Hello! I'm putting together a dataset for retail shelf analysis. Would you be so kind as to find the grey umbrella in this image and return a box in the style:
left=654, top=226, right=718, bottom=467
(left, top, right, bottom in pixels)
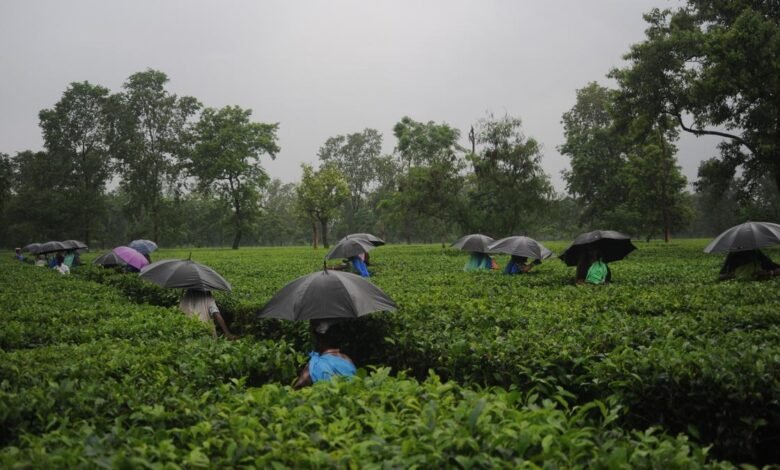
left=339, top=233, right=386, bottom=246
left=559, top=230, right=637, bottom=266
left=36, top=241, right=68, bottom=254
left=325, top=238, right=376, bottom=260
left=139, top=259, right=232, bottom=292
left=129, top=239, right=158, bottom=255
left=62, top=240, right=88, bottom=251
left=488, top=236, right=553, bottom=260
left=704, top=221, right=780, bottom=253
left=451, top=234, right=495, bottom=253
left=257, top=270, right=397, bottom=321
left=93, top=251, right=127, bottom=268
left=23, top=243, right=41, bottom=253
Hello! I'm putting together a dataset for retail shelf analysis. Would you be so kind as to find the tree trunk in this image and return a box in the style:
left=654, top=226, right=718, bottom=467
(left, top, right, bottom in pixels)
left=312, top=222, right=318, bottom=249
left=320, top=218, right=329, bottom=248
left=232, top=226, right=242, bottom=250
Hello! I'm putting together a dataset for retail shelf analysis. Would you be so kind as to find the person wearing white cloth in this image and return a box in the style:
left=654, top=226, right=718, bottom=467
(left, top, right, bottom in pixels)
left=179, top=289, right=238, bottom=339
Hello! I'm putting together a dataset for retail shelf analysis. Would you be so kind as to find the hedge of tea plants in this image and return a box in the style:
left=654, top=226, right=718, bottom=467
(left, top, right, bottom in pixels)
left=2, top=240, right=777, bottom=466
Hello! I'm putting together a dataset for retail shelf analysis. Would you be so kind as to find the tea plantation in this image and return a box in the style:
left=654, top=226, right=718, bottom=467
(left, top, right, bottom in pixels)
left=2, top=240, right=779, bottom=468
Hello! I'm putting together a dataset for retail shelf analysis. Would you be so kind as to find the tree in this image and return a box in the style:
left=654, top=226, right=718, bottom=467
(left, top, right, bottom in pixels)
left=114, top=69, right=201, bottom=242
left=190, top=105, right=279, bottom=249
left=389, top=117, right=465, bottom=243
left=38, top=81, right=114, bottom=245
left=256, top=179, right=302, bottom=246
left=624, top=127, right=691, bottom=241
left=611, top=1, right=780, bottom=194
left=318, top=129, right=383, bottom=232
left=466, top=113, right=552, bottom=236
left=5, top=150, right=71, bottom=245
left=559, top=82, right=630, bottom=227
left=295, top=164, right=349, bottom=249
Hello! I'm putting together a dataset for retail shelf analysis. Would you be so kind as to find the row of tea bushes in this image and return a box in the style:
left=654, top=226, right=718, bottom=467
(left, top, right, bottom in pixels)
left=0, top=257, right=730, bottom=467
left=139, top=242, right=780, bottom=464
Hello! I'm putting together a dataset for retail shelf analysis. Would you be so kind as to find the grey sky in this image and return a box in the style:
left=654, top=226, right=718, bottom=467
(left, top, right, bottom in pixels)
left=0, top=0, right=717, bottom=191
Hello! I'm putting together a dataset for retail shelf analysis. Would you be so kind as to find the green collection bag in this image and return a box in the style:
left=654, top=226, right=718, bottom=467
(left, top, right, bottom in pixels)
left=586, top=260, right=609, bottom=284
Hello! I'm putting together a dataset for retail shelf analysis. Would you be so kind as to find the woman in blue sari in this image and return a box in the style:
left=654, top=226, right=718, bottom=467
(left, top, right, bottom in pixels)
left=294, top=319, right=356, bottom=389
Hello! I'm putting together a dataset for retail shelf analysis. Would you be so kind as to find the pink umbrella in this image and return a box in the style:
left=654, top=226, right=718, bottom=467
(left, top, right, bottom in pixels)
left=112, top=246, right=149, bottom=270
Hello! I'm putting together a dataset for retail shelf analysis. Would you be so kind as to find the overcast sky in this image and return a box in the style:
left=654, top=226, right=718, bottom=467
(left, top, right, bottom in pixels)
left=0, top=0, right=718, bottom=191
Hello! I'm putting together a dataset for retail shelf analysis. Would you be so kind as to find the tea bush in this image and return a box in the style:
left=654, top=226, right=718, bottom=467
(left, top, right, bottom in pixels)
left=3, top=241, right=778, bottom=466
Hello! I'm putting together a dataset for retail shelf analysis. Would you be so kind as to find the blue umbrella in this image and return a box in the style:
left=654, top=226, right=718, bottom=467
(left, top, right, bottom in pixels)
left=129, top=239, right=158, bottom=255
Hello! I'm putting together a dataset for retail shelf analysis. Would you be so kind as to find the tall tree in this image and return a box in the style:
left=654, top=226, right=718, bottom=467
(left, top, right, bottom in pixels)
left=0, top=153, right=13, bottom=246
left=317, top=128, right=383, bottom=231
left=624, top=126, right=691, bottom=241
left=295, top=164, right=349, bottom=248
left=467, top=113, right=552, bottom=236
left=38, top=81, right=114, bottom=245
left=115, top=69, right=201, bottom=242
left=389, top=117, right=464, bottom=243
left=190, top=105, right=279, bottom=249
left=611, top=1, right=780, bottom=193
left=256, top=179, right=302, bottom=246
left=560, top=82, right=630, bottom=227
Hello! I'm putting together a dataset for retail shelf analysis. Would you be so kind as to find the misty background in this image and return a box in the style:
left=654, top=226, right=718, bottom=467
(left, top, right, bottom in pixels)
left=0, top=0, right=712, bottom=190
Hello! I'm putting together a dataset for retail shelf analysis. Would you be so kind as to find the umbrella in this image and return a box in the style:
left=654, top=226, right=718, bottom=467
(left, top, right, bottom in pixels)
left=129, top=239, right=158, bottom=255
left=23, top=243, right=41, bottom=253
left=488, top=236, right=553, bottom=260
left=257, top=270, right=397, bottom=321
left=113, top=246, right=150, bottom=271
left=93, top=251, right=127, bottom=268
left=36, top=241, right=68, bottom=254
left=451, top=234, right=495, bottom=253
left=704, top=221, right=780, bottom=254
left=339, top=233, right=386, bottom=247
left=325, top=238, right=377, bottom=261
left=62, top=240, right=88, bottom=251
left=559, top=230, right=637, bottom=266
left=139, top=259, right=232, bottom=292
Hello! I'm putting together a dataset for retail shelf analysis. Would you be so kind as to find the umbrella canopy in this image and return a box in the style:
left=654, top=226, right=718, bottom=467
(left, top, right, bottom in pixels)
left=488, top=236, right=553, bottom=260
left=451, top=234, right=495, bottom=253
left=325, top=238, right=377, bottom=260
left=129, top=239, right=158, bottom=255
left=704, top=221, right=780, bottom=254
left=62, top=240, right=88, bottom=251
left=559, top=230, right=637, bottom=266
left=258, top=270, right=397, bottom=321
left=23, top=243, right=41, bottom=253
left=113, top=246, right=150, bottom=270
left=36, top=241, right=69, bottom=254
left=93, top=251, right=127, bottom=268
left=339, top=233, right=386, bottom=247
left=139, top=259, right=232, bottom=292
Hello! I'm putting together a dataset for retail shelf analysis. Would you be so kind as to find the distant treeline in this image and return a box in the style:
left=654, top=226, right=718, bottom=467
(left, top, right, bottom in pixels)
left=4, top=0, right=780, bottom=253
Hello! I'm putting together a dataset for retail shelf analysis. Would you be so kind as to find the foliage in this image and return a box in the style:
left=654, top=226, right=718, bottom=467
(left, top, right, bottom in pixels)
left=295, top=163, right=350, bottom=248
left=190, top=105, right=280, bottom=249
left=318, top=128, right=384, bottom=232
left=611, top=1, right=780, bottom=193
left=38, top=81, right=114, bottom=245
left=114, top=69, right=201, bottom=242
left=466, top=113, right=552, bottom=236
left=0, top=252, right=742, bottom=468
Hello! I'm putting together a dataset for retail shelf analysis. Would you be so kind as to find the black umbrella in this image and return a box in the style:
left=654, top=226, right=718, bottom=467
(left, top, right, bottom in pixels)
left=559, top=230, right=637, bottom=266
left=36, top=241, right=68, bottom=255
left=129, top=239, right=158, bottom=255
left=62, top=240, right=88, bottom=251
left=23, top=243, right=41, bottom=253
left=704, top=221, right=780, bottom=254
left=93, top=251, right=127, bottom=268
left=325, top=238, right=376, bottom=260
left=339, top=233, right=386, bottom=247
left=139, top=259, right=232, bottom=292
left=451, top=234, right=495, bottom=253
left=488, top=236, right=553, bottom=260
left=257, top=270, right=397, bottom=321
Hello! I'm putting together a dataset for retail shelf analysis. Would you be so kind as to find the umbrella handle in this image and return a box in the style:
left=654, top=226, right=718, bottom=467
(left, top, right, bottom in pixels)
left=323, top=260, right=328, bottom=273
